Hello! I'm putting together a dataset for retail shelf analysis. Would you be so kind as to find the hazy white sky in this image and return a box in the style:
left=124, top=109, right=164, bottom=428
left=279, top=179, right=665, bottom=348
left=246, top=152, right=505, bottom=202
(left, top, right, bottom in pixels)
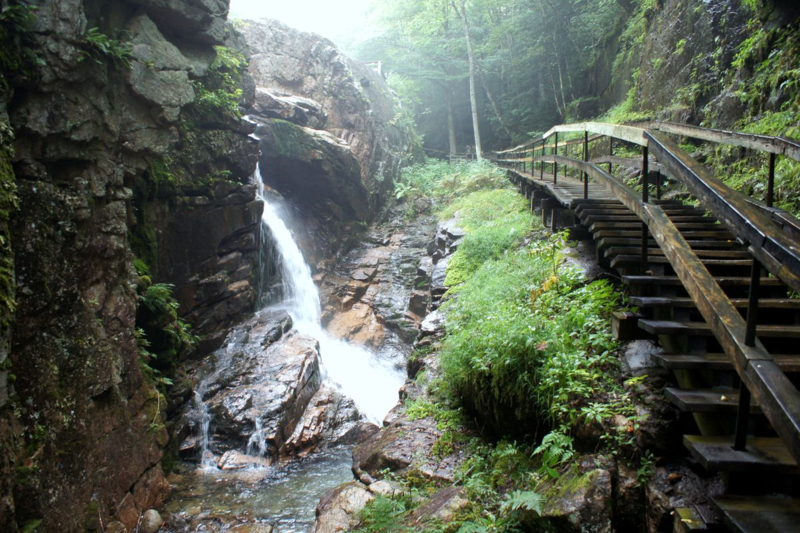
left=228, top=0, right=373, bottom=43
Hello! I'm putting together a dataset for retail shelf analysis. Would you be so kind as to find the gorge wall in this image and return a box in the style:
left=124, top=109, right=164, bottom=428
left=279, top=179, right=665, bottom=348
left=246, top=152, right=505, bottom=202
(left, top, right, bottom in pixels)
left=0, top=1, right=418, bottom=531
left=0, top=0, right=261, bottom=530
left=239, top=18, right=420, bottom=267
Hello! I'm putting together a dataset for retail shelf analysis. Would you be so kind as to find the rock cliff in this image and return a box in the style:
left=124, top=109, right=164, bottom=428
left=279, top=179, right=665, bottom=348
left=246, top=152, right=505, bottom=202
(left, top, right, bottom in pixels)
left=239, top=19, right=421, bottom=265
left=0, top=0, right=260, bottom=530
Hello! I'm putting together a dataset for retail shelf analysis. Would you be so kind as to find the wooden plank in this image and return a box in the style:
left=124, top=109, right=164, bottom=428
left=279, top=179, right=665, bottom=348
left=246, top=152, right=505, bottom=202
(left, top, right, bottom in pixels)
left=604, top=247, right=752, bottom=259
left=656, top=353, right=800, bottom=372
left=712, top=495, right=800, bottom=533
left=624, top=275, right=784, bottom=286
left=684, top=435, right=800, bottom=474
left=638, top=320, right=800, bottom=338
left=593, top=230, right=733, bottom=240
left=630, top=296, right=800, bottom=309
left=600, top=238, right=743, bottom=249
left=666, top=387, right=756, bottom=413
left=611, top=255, right=752, bottom=269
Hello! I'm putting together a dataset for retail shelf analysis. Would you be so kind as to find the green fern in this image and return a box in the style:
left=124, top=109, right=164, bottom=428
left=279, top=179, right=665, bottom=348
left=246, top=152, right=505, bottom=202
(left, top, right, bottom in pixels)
left=501, top=490, right=544, bottom=515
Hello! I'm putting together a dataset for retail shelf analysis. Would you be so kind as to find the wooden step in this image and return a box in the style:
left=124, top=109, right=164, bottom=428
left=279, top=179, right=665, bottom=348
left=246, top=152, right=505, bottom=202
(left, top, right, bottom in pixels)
left=600, top=238, right=742, bottom=250
left=624, top=276, right=785, bottom=288
left=604, top=247, right=752, bottom=260
left=629, top=296, right=800, bottom=309
left=579, top=206, right=704, bottom=216
left=638, top=320, right=800, bottom=338
left=655, top=353, right=800, bottom=372
left=665, top=387, right=758, bottom=414
left=581, top=214, right=716, bottom=224
left=593, top=229, right=733, bottom=240
left=684, top=435, right=800, bottom=474
left=711, top=494, right=800, bottom=533
left=611, top=255, right=753, bottom=269
left=590, top=221, right=726, bottom=231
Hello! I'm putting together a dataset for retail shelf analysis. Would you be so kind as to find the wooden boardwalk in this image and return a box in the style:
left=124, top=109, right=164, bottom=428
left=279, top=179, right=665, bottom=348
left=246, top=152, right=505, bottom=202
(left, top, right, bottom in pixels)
left=506, top=168, right=617, bottom=207
left=491, top=120, right=800, bottom=533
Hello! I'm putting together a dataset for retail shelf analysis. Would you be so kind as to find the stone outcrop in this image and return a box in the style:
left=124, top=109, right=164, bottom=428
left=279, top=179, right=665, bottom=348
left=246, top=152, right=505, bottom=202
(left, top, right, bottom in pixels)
left=313, top=482, right=374, bottom=533
left=238, top=18, right=420, bottom=263
left=176, top=311, right=368, bottom=466
left=0, top=0, right=259, bottom=530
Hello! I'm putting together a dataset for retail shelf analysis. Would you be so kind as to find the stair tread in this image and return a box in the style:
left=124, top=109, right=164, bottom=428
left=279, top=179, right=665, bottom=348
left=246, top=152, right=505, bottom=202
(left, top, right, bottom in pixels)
left=639, top=319, right=800, bottom=337
left=711, top=495, right=800, bottom=533
left=624, top=275, right=785, bottom=286
left=611, top=255, right=753, bottom=268
left=594, top=230, right=734, bottom=239
left=600, top=238, right=743, bottom=249
left=666, top=387, right=758, bottom=413
left=629, top=296, right=800, bottom=308
left=656, top=353, right=800, bottom=372
left=605, top=247, right=752, bottom=259
left=684, top=435, right=800, bottom=474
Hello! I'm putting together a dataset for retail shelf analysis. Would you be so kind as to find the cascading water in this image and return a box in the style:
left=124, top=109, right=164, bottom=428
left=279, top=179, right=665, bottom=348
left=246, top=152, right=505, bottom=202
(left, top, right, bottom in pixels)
left=166, top=165, right=412, bottom=532
left=254, top=166, right=404, bottom=422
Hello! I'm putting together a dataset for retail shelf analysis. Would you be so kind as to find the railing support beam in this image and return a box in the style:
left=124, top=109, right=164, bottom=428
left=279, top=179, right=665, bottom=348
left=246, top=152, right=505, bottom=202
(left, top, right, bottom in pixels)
left=641, top=146, right=649, bottom=274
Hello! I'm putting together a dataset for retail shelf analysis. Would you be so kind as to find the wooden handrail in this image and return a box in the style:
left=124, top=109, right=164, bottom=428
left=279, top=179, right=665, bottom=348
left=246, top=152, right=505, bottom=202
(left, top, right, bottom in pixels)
left=646, top=131, right=800, bottom=293
left=643, top=121, right=800, bottom=161
left=520, top=153, right=800, bottom=462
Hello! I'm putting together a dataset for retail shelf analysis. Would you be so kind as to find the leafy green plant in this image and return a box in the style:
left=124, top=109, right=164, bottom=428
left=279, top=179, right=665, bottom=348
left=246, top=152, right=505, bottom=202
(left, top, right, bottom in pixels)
left=533, top=428, right=574, bottom=479
left=393, top=159, right=508, bottom=206
left=134, top=260, right=197, bottom=387
left=80, top=27, right=132, bottom=69
left=0, top=0, right=38, bottom=87
left=190, top=46, right=246, bottom=121
left=500, top=490, right=544, bottom=515
left=355, top=494, right=413, bottom=533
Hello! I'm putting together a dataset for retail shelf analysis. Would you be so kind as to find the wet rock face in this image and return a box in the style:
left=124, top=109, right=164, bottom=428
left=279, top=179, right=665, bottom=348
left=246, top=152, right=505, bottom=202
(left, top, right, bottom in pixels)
left=239, top=18, right=419, bottom=260
left=313, top=482, right=374, bottom=533
left=318, top=208, right=438, bottom=363
left=178, top=311, right=366, bottom=465
left=1, top=0, right=260, bottom=529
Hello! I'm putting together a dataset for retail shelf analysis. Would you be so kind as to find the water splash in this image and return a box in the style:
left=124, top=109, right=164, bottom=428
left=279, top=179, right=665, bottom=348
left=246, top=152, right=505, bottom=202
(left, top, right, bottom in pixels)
left=254, top=165, right=404, bottom=423
left=192, top=165, right=404, bottom=467
left=246, top=417, right=268, bottom=459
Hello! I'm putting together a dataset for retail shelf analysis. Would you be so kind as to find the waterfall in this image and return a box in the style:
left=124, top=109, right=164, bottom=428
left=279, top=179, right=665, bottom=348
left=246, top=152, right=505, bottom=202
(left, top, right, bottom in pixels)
left=194, top=390, right=216, bottom=469
left=254, top=166, right=404, bottom=423
left=192, top=165, right=404, bottom=467
left=246, top=417, right=268, bottom=459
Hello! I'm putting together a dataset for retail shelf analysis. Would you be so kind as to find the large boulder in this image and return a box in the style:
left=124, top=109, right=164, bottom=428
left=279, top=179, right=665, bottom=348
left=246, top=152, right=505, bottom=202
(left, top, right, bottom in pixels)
left=313, top=482, right=373, bottom=533
left=178, top=311, right=368, bottom=464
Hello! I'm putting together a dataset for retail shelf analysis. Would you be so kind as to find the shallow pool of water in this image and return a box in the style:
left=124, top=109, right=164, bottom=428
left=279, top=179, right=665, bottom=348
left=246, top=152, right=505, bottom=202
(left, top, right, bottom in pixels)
left=162, top=446, right=354, bottom=532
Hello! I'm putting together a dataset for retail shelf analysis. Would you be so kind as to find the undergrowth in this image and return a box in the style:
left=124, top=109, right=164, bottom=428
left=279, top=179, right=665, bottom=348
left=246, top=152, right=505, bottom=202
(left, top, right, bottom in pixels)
left=393, top=159, right=507, bottom=209
left=356, top=161, right=645, bottom=532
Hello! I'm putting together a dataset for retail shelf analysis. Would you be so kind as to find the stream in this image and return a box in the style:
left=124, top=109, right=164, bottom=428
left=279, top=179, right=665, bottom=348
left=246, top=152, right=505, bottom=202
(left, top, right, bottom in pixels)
left=161, top=167, right=408, bottom=532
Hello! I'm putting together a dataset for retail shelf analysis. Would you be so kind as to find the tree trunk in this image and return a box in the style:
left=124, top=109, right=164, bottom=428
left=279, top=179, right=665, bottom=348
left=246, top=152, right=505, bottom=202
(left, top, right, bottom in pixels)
left=455, top=0, right=482, bottom=160
left=476, top=63, right=514, bottom=142
left=447, top=90, right=457, bottom=157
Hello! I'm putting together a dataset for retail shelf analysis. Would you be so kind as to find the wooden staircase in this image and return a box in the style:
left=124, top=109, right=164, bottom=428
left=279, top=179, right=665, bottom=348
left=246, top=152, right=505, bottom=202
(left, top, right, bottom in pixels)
left=492, top=121, right=800, bottom=533
left=575, top=197, right=800, bottom=533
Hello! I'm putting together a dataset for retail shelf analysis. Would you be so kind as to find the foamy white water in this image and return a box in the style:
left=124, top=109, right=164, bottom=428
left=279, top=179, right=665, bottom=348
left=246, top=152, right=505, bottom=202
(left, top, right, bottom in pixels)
left=255, top=166, right=404, bottom=423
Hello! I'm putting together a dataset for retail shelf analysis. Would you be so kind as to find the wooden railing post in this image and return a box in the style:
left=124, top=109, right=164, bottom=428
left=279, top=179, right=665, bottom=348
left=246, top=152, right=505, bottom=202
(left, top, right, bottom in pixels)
left=641, top=145, right=649, bottom=274
left=540, top=140, right=545, bottom=180
left=735, top=257, right=762, bottom=451
left=767, top=152, right=776, bottom=208
left=554, top=132, right=559, bottom=185
left=608, top=136, right=613, bottom=174
left=583, top=130, right=589, bottom=199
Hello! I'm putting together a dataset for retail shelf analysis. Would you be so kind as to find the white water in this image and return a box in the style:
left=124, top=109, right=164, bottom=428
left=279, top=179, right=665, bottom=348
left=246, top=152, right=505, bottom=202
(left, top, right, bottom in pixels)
left=255, top=166, right=404, bottom=423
